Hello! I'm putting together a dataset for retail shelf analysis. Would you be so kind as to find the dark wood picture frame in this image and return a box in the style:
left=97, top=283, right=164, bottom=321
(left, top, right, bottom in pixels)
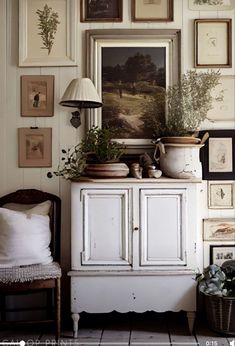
left=132, top=0, right=173, bottom=22
left=81, top=0, right=122, bottom=22
left=200, top=130, right=235, bottom=180
left=194, top=19, right=232, bottom=68
left=210, top=244, right=235, bottom=265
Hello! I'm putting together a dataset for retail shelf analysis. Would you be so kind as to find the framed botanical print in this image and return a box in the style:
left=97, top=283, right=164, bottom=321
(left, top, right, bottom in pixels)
left=208, top=181, right=234, bottom=209
left=86, top=29, right=181, bottom=152
left=18, top=128, right=52, bottom=167
left=200, top=130, right=235, bottom=180
left=194, top=19, right=232, bottom=68
left=21, top=75, right=54, bottom=117
left=132, top=0, right=173, bottom=22
left=81, top=0, right=122, bottom=22
left=19, top=0, right=77, bottom=66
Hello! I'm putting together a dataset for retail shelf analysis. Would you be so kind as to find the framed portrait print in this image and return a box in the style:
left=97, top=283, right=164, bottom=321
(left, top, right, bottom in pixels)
left=208, top=181, right=234, bottom=209
left=189, top=0, right=234, bottom=11
left=18, top=128, right=52, bottom=167
left=204, top=218, right=235, bottom=241
left=21, top=75, right=54, bottom=117
left=200, top=130, right=235, bottom=180
left=132, top=0, right=173, bottom=22
left=210, top=244, right=235, bottom=266
left=194, top=19, right=232, bottom=68
left=207, top=76, right=235, bottom=122
left=19, top=0, right=77, bottom=66
left=86, top=29, right=181, bottom=152
left=81, top=0, right=122, bottom=22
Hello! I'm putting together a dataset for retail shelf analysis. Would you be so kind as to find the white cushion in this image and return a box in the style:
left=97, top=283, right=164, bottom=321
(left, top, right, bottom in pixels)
left=3, top=200, right=51, bottom=216
left=0, top=208, right=53, bottom=268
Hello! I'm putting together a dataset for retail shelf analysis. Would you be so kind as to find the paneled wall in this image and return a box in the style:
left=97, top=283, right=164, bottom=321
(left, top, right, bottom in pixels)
left=0, top=0, right=234, bottom=321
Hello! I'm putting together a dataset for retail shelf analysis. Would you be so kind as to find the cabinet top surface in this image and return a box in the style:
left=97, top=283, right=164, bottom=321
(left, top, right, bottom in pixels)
left=72, top=176, right=202, bottom=184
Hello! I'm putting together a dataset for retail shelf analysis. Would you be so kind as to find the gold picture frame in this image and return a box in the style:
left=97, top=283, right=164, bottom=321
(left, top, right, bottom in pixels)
left=132, top=0, right=173, bottom=22
left=21, top=75, right=54, bottom=117
left=18, top=128, right=52, bottom=168
left=194, top=19, right=232, bottom=68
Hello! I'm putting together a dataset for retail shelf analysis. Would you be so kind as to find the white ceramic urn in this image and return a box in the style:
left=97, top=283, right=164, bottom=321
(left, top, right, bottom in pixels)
left=155, top=143, right=204, bottom=179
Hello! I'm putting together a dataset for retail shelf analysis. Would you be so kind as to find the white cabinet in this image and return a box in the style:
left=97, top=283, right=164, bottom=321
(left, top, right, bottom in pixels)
left=69, top=178, right=202, bottom=337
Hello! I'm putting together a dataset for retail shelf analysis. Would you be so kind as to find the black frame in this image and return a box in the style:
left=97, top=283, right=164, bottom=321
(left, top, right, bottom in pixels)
left=81, top=0, right=123, bottom=22
left=200, top=130, right=235, bottom=180
left=210, top=244, right=235, bottom=265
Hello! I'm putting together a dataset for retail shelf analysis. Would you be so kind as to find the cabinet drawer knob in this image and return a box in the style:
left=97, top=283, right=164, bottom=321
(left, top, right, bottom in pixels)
left=134, top=226, right=139, bottom=231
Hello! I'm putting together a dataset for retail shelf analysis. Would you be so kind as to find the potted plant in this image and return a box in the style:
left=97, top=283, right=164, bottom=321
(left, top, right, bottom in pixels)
left=143, top=70, right=223, bottom=179
left=54, top=126, right=129, bottom=179
left=196, top=261, right=235, bottom=335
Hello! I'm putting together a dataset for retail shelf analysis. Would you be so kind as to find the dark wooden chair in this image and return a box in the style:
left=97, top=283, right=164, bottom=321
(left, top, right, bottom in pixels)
left=0, top=189, right=61, bottom=340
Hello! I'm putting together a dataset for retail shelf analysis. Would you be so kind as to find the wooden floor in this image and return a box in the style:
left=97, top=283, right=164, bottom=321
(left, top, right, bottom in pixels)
left=0, top=312, right=234, bottom=346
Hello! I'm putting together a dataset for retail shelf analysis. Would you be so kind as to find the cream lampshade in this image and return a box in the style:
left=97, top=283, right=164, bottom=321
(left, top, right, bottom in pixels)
left=59, top=78, right=102, bottom=128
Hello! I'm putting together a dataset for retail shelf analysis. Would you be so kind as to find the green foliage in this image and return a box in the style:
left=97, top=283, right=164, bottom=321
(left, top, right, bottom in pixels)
left=36, top=4, right=60, bottom=55
left=54, top=127, right=124, bottom=179
left=196, top=261, right=235, bottom=297
left=143, top=70, right=223, bottom=138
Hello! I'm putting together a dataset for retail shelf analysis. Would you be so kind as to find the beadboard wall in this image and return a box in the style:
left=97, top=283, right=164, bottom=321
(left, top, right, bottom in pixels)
left=0, top=0, right=234, bottom=321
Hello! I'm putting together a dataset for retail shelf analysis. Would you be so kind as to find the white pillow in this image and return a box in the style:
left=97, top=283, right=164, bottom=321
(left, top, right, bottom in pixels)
left=0, top=208, right=53, bottom=268
left=3, top=200, right=52, bottom=216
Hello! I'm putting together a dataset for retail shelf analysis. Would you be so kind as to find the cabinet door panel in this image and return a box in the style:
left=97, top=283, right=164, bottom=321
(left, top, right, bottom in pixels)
left=82, top=189, right=131, bottom=266
left=140, top=189, right=186, bottom=266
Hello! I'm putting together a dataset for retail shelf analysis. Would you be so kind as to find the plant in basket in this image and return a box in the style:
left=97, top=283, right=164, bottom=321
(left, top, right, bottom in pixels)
left=196, top=261, right=235, bottom=335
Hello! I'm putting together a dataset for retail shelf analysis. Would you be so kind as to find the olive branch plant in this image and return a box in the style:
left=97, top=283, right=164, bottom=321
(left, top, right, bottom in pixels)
left=36, top=4, right=60, bottom=55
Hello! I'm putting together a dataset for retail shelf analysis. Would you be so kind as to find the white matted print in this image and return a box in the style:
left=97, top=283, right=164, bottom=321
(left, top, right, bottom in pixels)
left=209, top=137, right=233, bottom=172
left=19, top=0, right=77, bottom=66
left=208, top=181, right=234, bottom=209
left=189, top=0, right=234, bottom=10
left=210, top=244, right=235, bottom=266
left=203, top=218, right=235, bottom=241
left=207, top=76, right=235, bottom=122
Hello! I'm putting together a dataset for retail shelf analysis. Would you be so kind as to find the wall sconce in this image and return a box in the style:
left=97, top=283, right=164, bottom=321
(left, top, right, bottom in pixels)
left=59, top=78, right=102, bottom=128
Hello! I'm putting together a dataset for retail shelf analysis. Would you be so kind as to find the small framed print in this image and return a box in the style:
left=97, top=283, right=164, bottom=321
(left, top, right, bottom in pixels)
left=203, top=218, right=235, bottom=241
left=210, top=244, right=235, bottom=266
left=81, top=0, right=122, bottom=22
left=189, top=0, right=234, bottom=11
left=208, top=181, right=234, bottom=209
left=194, top=19, right=232, bottom=68
left=21, top=75, right=54, bottom=117
left=132, top=0, right=173, bottom=22
left=18, top=128, right=52, bottom=168
left=200, top=130, right=235, bottom=180
left=207, top=76, right=235, bottom=122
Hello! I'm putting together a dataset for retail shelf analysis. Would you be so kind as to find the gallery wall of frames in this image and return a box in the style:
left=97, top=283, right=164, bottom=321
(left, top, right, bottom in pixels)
left=0, top=0, right=235, bottom=319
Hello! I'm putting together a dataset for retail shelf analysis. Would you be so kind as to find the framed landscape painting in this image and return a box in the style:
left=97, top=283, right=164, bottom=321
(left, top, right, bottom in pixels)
left=204, top=218, right=235, bottom=241
left=19, top=0, right=77, bottom=66
left=81, top=0, right=122, bottom=22
left=21, top=75, right=54, bottom=117
left=189, top=0, right=234, bottom=11
left=86, top=29, right=181, bottom=151
left=132, top=0, right=173, bottom=22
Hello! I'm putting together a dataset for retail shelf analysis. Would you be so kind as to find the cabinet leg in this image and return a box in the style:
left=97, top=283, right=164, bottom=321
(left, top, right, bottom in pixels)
left=71, top=313, right=80, bottom=338
left=187, top=311, right=195, bottom=334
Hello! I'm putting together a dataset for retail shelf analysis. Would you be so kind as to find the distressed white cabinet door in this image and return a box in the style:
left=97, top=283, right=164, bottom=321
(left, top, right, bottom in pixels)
left=140, top=189, right=187, bottom=267
left=81, top=189, right=131, bottom=267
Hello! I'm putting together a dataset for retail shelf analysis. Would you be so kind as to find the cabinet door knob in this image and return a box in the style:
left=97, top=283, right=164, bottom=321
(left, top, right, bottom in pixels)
left=134, top=226, right=139, bottom=231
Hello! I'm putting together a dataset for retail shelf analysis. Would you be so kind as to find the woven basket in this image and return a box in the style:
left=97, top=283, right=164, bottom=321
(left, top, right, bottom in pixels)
left=204, top=293, right=235, bottom=335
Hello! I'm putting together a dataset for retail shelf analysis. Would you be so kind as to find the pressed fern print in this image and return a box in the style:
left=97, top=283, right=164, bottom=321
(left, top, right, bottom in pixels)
left=36, top=4, right=60, bottom=55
